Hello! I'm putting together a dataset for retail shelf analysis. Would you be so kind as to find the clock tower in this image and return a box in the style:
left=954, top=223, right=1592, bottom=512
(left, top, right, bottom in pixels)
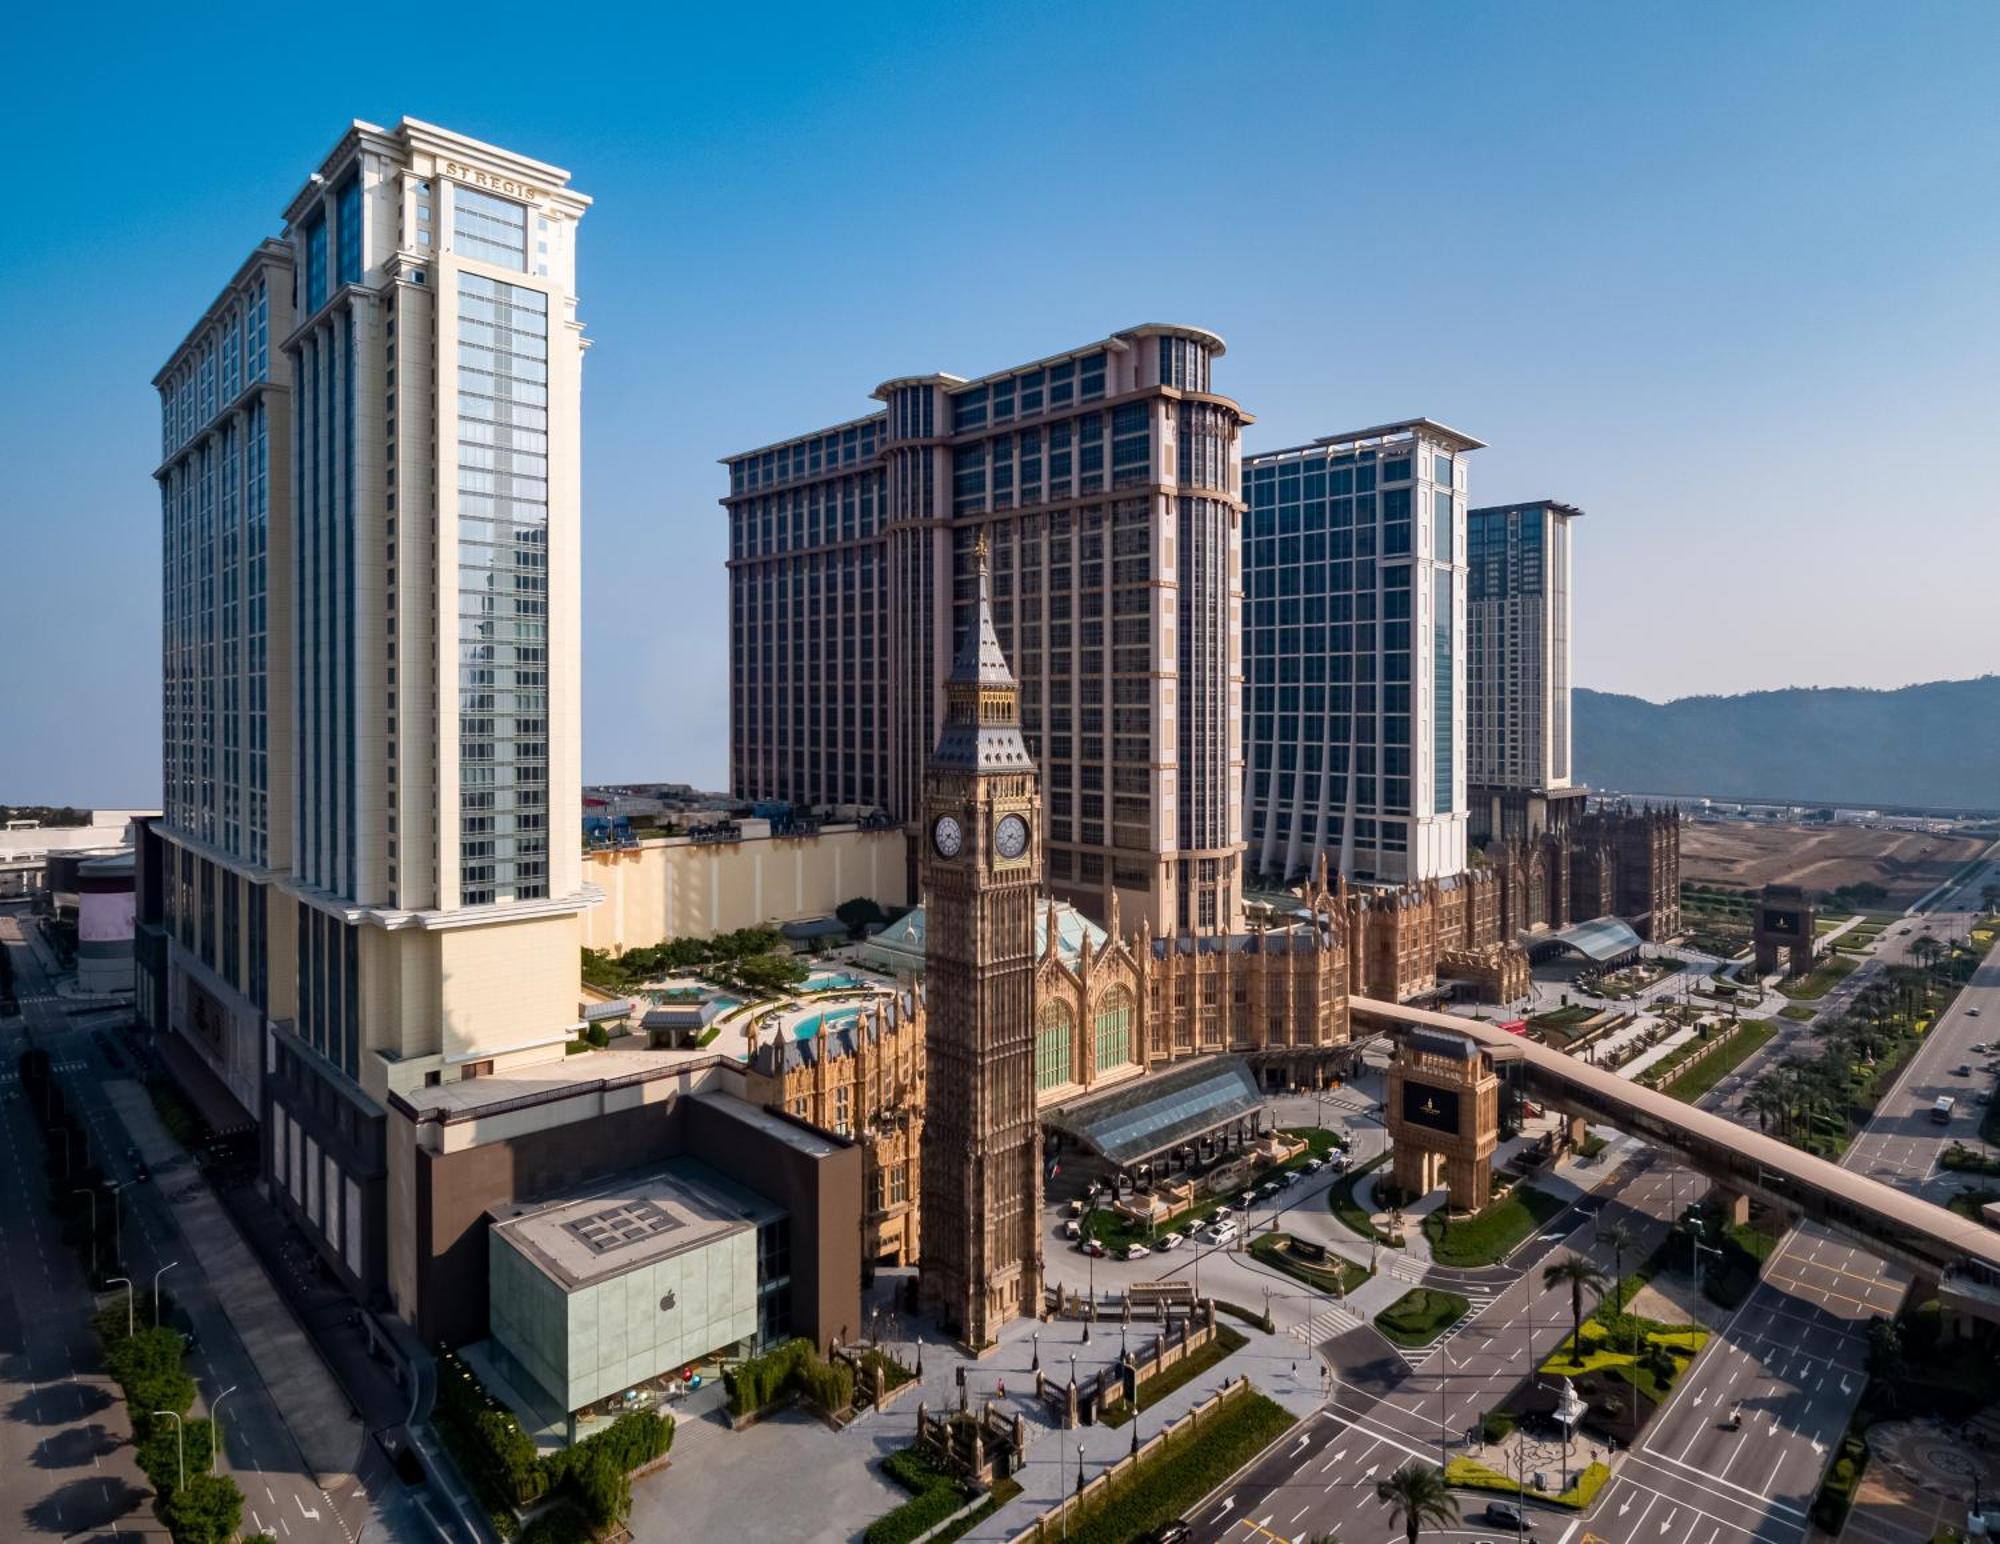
left=919, top=534, right=1043, bottom=1348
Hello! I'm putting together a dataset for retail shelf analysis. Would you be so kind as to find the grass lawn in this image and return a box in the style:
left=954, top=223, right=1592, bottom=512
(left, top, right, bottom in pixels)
left=1100, top=1326, right=1249, bottom=1427
left=1248, top=1234, right=1371, bottom=1298
left=1329, top=1152, right=1403, bottom=1247
left=1374, top=1287, right=1473, bottom=1348
left=1058, top=1386, right=1295, bottom=1544
left=1779, top=1004, right=1816, bottom=1022
left=1778, top=953, right=1858, bottom=1000
left=863, top=1449, right=1022, bottom=1544
left=1662, top=1020, right=1777, bottom=1102
left=1424, top=1184, right=1567, bottom=1268
left=1533, top=1004, right=1597, bottom=1030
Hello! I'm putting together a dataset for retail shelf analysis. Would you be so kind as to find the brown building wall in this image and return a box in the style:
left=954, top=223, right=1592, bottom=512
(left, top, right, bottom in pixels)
left=400, top=1091, right=861, bottom=1354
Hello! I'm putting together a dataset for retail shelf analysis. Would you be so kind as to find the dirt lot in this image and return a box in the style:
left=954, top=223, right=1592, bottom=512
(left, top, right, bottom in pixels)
left=1682, top=821, right=1988, bottom=906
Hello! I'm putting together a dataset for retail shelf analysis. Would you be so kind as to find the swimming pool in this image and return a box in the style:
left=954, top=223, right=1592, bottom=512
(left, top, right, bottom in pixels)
left=804, top=969, right=872, bottom=993
left=794, top=1005, right=867, bottom=1040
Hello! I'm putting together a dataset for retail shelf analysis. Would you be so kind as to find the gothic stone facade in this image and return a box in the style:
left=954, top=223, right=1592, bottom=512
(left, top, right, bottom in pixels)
left=746, top=992, right=924, bottom=1266
left=1488, top=804, right=1682, bottom=944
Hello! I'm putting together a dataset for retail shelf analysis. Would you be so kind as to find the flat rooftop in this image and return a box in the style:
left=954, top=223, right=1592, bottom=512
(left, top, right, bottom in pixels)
left=489, top=1158, right=780, bottom=1293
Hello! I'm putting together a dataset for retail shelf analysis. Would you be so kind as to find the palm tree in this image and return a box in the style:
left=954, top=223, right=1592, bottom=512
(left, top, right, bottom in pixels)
left=1374, top=1461, right=1460, bottom=1544
left=1597, top=1218, right=1636, bottom=1312
left=1543, top=1255, right=1609, bottom=1355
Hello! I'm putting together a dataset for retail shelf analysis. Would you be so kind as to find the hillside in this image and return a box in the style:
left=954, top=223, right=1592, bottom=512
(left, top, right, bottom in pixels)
left=1573, top=676, right=2000, bottom=812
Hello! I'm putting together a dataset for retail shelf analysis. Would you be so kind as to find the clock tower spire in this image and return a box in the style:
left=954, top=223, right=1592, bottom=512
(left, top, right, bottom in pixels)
left=918, top=533, right=1043, bottom=1348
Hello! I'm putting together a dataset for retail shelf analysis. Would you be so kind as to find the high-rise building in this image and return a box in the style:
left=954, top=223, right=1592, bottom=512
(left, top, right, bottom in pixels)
left=142, top=118, right=594, bottom=1306
left=1241, top=421, right=1483, bottom=889
left=725, top=325, right=1246, bottom=936
left=918, top=539, right=1043, bottom=1347
left=1466, top=500, right=1581, bottom=844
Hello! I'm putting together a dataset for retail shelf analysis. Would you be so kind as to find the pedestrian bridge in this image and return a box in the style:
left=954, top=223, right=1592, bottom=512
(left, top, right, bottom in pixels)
left=1353, top=997, right=2000, bottom=1322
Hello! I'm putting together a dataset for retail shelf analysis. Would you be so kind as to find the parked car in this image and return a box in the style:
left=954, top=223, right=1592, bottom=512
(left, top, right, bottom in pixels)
left=124, top=1146, right=149, bottom=1183
left=1066, top=1198, right=1085, bottom=1216
left=1078, top=1239, right=1106, bottom=1257
left=1956, top=1063, right=1973, bottom=1077
left=1237, top=1189, right=1257, bottom=1208
left=1212, top=1203, right=1234, bottom=1220
left=1157, top=1232, right=1184, bottom=1251
left=1123, top=1244, right=1151, bottom=1261
left=1259, top=1180, right=1282, bottom=1198
left=1971, top=1007, right=1983, bottom=1018
left=1482, top=1500, right=1534, bottom=1533
left=1179, top=1219, right=1202, bottom=1237
left=1280, top=1169, right=1302, bottom=1186
left=1062, top=1218, right=1081, bottom=1239
left=1972, top=1042, right=1988, bottom=1054
left=1302, top=1157, right=1324, bottom=1173
left=1142, top=1523, right=1192, bottom=1544
left=1326, top=1150, right=1348, bottom=1171
left=1205, top=1219, right=1239, bottom=1245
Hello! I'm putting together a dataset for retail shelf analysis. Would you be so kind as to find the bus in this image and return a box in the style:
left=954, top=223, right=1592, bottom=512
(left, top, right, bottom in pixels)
left=1933, top=1096, right=1955, bottom=1123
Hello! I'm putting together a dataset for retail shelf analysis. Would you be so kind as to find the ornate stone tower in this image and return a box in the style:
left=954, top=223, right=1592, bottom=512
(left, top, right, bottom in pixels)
left=919, top=535, right=1044, bottom=1349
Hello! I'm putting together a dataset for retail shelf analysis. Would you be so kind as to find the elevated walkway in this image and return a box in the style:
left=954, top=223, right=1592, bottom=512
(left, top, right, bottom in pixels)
left=1353, top=996, right=2000, bottom=1313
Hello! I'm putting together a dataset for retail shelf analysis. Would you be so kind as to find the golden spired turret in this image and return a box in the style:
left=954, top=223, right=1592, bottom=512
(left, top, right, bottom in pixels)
left=917, top=533, right=1044, bottom=1348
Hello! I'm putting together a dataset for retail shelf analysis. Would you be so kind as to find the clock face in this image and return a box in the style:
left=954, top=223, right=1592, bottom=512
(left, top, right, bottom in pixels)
left=932, top=815, right=964, bottom=859
left=994, top=813, right=1030, bottom=861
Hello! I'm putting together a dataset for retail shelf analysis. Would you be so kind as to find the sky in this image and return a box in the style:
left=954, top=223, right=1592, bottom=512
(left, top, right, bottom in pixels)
left=3, top=0, right=1995, bottom=807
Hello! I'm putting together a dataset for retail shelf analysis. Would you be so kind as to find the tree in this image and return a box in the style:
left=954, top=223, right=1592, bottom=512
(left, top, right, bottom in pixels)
left=835, top=896, right=889, bottom=934
left=159, top=1472, right=243, bottom=1544
left=571, top=1447, right=632, bottom=1534
left=1542, top=1256, right=1609, bottom=1354
left=1374, top=1461, right=1460, bottom=1544
left=733, top=952, right=809, bottom=994
left=1597, top=1218, right=1636, bottom=1312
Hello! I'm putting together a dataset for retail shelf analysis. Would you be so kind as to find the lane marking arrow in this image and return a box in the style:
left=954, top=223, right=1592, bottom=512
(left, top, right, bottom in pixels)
left=1213, top=1495, right=1236, bottom=1518
left=1661, top=1508, right=1679, bottom=1534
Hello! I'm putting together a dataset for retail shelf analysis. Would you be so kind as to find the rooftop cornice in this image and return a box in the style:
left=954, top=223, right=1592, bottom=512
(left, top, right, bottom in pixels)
left=152, top=238, right=294, bottom=387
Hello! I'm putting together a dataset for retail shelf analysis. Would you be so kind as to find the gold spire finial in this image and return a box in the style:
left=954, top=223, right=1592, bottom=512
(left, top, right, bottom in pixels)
left=975, top=530, right=989, bottom=567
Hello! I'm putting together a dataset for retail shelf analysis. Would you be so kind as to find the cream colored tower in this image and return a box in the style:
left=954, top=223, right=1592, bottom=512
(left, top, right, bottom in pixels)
left=918, top=538, right=1044, bottom=1349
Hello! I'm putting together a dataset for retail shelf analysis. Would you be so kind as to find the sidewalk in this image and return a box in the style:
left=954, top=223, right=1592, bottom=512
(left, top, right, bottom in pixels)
left=103, top=1080, right=364, bottom=1482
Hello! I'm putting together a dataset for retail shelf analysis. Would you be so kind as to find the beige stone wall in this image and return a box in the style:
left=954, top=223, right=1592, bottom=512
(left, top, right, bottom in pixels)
left=436, top=913, right=581, bottom=1069
left=581, top=825, right=908, bottom=950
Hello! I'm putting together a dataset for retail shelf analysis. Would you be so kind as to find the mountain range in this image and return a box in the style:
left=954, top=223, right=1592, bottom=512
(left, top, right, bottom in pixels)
left=1573, top=676, right=2000, bottom=812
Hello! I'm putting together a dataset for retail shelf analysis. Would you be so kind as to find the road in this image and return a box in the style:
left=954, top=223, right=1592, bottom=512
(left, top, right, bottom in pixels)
left=0, top=909, right=381, bottom=1542
left=1190, top=915, right=1998, bottom=1544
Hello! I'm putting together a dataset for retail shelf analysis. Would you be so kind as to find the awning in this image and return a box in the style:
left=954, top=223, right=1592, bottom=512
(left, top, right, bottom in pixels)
left=1042, top=1058, right=1265, bottom=1167
left=157, top=1029, right=257, bottom=1137
left=1545, top=916, right=1644, bottom=963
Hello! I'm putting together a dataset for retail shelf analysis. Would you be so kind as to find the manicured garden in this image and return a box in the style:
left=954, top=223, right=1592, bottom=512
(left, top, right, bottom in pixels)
left=1099, top=1326, right=1249, bottom=1428
left=1779, top=1004, right=1817, bottom=1021
left=1423, top=1183, right=1566, bottom=1268
left=1328, top=1151, right=1402, bottom=1246
left=1661, top=1020, right=1776, bottom=1102
left=1540, top=1311, right=1709, bottom=1405
left=1444, top=1457, right=1612, bottom=1510
left=1247, top=1233, right=1371, bottom=1298
left=862, top=1448, right=1020, bottom=1544
left=1053, top=1385, right=1295, bottom=1544
left=1373, top=1288, right=1472, bottom=1348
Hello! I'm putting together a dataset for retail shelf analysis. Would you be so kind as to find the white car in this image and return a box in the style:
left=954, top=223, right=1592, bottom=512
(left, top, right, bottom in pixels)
left=1062, top=1218, right=1081, bottom=1239
left=1302, top=1158, right=1324, bottom=1173
left=1205, top=1220, right=1239, bottom=1245
left=1157, top=1232, right=1184, bottom=1252
left=1122, top=1244, right=1151, bottom=1261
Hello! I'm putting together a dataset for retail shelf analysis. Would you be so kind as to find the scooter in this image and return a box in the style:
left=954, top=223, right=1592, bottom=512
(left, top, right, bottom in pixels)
left=1722, top=1403, right=1744, bottom=1432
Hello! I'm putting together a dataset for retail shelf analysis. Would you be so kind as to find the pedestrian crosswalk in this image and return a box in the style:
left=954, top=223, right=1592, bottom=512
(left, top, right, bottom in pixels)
left=1289, top=1302, right=1363, bottom=1345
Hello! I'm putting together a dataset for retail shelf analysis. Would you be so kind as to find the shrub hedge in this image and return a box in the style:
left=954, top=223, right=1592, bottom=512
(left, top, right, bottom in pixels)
left=723, top=1336, right=854, bottom=1418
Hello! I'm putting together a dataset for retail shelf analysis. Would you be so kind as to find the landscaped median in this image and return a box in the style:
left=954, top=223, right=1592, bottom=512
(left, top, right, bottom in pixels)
left=1026, top=1378, right=1294, bottom=1544
left=1778, top=952, right=1858, bottom=1001
left=1445, top=1456, right=1612, bottom=1510
left=1374, top=1288, right=1472, bottom=1349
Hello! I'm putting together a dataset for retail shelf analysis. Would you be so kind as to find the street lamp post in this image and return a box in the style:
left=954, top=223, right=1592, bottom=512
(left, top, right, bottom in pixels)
left=153, top=1261, right=180, bottom=1327
left=210, top=1385, right=237, bottom=1474
left=108, top=1276, right=134, bottom=1337
left=104, top=1181, right=125, bottom=1270
left=70, top=1187, right=98, bottom=1277
left=153, top=1409, right=185, bottom=1490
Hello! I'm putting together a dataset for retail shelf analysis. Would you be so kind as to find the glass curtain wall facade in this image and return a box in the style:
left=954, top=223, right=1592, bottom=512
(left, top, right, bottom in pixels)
left=1467, top=501, right=1578, bottom=793
left=724, top=325, right=1246, bottom=938
left=1242, top=421, right=1481, bottom=887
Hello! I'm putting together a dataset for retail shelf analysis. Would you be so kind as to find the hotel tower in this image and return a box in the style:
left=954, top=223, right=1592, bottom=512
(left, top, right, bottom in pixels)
left=142, top=118, right=593, bottom=1303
